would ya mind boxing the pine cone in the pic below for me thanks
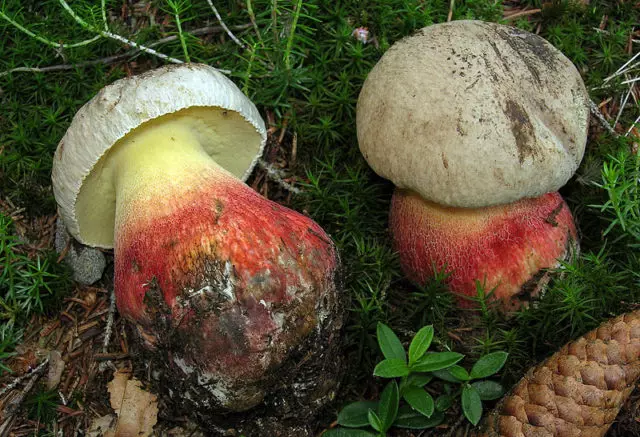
[477,310,640,437]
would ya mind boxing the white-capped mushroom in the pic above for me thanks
[357,21,588,311]
[52,64,342,416]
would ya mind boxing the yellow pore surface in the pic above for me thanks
[75,107,262,247]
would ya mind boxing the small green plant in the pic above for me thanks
[326,323,508,436]
[25,385,59,424]
[0,213,71,373]
[591,149,640,247]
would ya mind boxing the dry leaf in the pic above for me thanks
[87,414,116,437]
[107,370,158,437]
[46,350,65,390]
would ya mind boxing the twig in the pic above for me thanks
[447,0,455,22]
[0,53,134,78]
[603,52,640,84]
[0,370,32,397]
[206,0,246,50]
[444,414,466,437]
[613,81,635,129]
[621,76,640,85]
[0,24,250,78]
[0,358,49,437]
[626,113,640,137]
[258,159,302,194]
[503,8,542,21]
[589,99,619,137]
[98,290,117,372]
[58,0,188,66]
[102,290,116,353]
[0,9,101,49]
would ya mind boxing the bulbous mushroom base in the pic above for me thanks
[113,167,343,430]
[389,189,578,312]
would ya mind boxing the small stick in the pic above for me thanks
[447,0,455,21]
[0,371,32,397]
[57,0,229,73]
[625,113,640,137]
[290,132,297,164]
[0,359,49,437]
[102,290,116,353]
[206,0,246,50]
[603,52,640,84]
[445,414,466,437]
[258,159,301,194]
[589,99,619,136]
[99,290,118,372]
[613,81,635,129]
[0,24,250,78]
[0,9,101,49]
[503,8,541,20]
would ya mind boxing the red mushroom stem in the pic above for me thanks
[110,118,340,411]
[389,189,577,311]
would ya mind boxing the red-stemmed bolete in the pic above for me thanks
[357,21,589,311]
[52,64,342,425]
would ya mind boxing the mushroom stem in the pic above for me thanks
[99,115,340,412]
[389,189,578,311]
[111,117,235,240]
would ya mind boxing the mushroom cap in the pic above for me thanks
[52,64,267,248]
[356,20,589,208]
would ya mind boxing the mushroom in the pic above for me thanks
[52,64,342,420]
[356,21,589,311]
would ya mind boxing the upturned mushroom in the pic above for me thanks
[52,64,342,422]
[357,21,589,311]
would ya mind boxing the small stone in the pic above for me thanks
[55,218,106,285]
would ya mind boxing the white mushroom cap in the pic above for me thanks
[356,20,589,208]
[52,64,266,248]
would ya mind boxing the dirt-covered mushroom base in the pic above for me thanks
[127,273,345,437]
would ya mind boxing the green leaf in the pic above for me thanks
[402,386,434,418]
[408,325,434,364]
[405,373,433,388]
[472,381,505,401]
[411,352,464,373]
[367,409,382,432]
[323,429,378,437]
[470,352,508,379]
[394,405,445,429]
[373,358,409,378]
[378,380,399,431]
[435,365,469,382]
[461,385,483,426]
[377,322,406,362]
[337,401,379,427]
[435,394,454,412]
[449,365,470,381]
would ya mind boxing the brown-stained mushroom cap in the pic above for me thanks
[357,20,590,208]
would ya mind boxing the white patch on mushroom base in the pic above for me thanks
[197,373,232,405]
[271,312,286,330]
[174,356,196,375]
[218,260,236,301]
[174,355,232,406]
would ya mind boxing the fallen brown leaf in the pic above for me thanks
[107,370,158,437]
